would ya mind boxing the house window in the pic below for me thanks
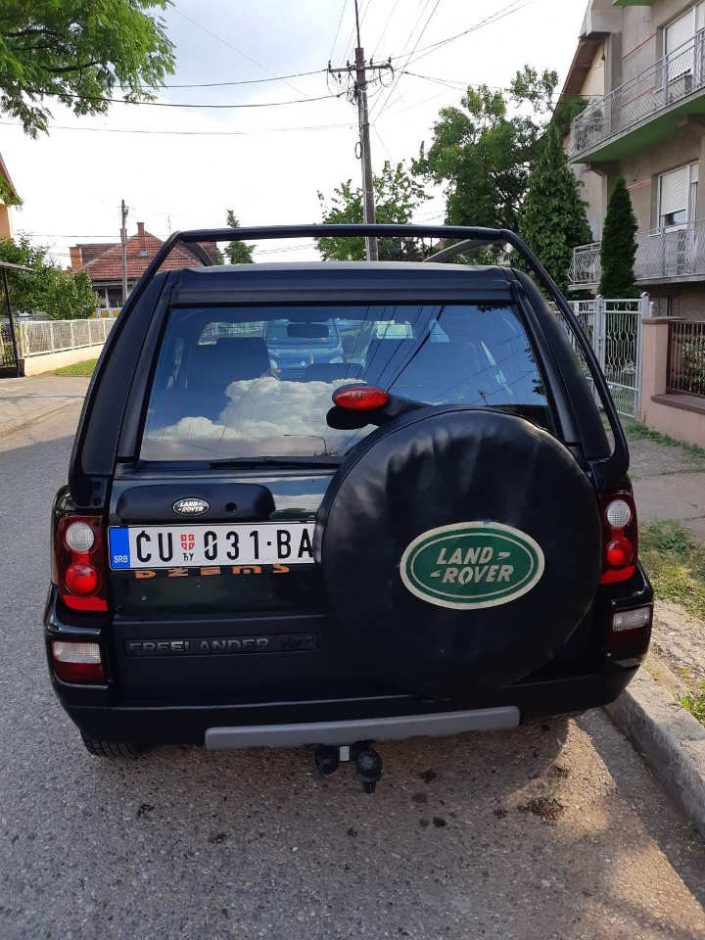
[665,3,705,81]
[658,163,699,229]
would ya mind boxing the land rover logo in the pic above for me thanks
[172,497,209,516]
[400,522,545,610]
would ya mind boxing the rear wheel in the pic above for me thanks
[80,734,145,758]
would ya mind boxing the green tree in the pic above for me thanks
[413,66,558,231]
[599,177,638,297]
[223,210,254,264]
[317,160,429,261]
[0,236,98,318]
[520,124,592,293]
[0,1,175,136]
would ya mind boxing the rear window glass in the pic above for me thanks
[140,304,552,462]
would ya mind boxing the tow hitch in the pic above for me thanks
[313,742,383,793]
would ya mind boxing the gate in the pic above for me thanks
[569,295,650,418]
[0,266,22,378]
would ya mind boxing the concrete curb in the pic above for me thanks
[605,670,705,839]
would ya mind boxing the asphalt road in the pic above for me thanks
[2,400,705,940]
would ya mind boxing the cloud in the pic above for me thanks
[145,376,361,458]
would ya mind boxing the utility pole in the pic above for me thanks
[120,199,128,304]
[329,0,392,262]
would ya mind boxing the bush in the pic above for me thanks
[0,235,98,319]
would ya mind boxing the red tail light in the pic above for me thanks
[599,492,638,585]
[54,515,109,611]
[333,385,389,411]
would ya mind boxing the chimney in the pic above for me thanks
[137,221,145,237]
[69,246,83,271]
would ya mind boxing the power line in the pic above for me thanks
[372,0,403,57]
[151,68,327,89]
[172,9,309,98]
[0,119,352,137]
[37,90,344,109]
[401,0,530,68]
[329,0,350,62]
[372,0,443,120]
[373,0,532,121]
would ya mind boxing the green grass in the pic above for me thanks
[680,683,705,725]
[53,358,97,377]
[639,520,705,622]
[623,419,705,459]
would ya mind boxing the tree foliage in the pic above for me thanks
[0,0,175,136]
[0,236,98,318]
[520,125,592,293]
[413,66,559,230]
[223,210,254,264]
[599,177,638,298]
[317,161,429,261]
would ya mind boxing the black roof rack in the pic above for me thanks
[125,224,627,488]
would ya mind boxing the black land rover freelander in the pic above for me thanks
[45,225,653,790]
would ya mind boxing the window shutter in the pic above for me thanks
[666,9,694,54]
[660,166,689,217]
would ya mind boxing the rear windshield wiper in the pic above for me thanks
[209,456,342,469]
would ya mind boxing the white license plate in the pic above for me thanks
[108,523,315,570]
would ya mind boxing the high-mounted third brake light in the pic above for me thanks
[54,515,109,612]
[599,493,638,585]
[333,385,389,412]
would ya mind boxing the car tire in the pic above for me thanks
[80,734,145,758]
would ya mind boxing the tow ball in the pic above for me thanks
[313,742,383,793]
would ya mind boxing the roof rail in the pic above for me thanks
[123,223,627,489]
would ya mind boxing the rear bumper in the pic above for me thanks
[57,665,638,747]
[205,707,520,748]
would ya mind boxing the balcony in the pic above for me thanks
[569,32,705,163]
[569,220,705,290]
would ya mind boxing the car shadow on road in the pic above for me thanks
[66,713,705,938]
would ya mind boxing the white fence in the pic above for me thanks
[569,295,651,418]
[18,318,116,357]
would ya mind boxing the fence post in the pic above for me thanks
[595,295,606,374]
[634,292,650,415]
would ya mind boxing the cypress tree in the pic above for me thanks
[599,176,638,297]
[520,124,593,294]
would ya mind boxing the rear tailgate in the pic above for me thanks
[106,292,561,703]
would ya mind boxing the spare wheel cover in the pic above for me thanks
[317,407,601,694]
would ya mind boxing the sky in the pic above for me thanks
[1,0,588,266]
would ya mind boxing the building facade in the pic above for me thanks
[0,151,19,239]
[70,223,219,308]
[566,0,705,319]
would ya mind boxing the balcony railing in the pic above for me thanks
[569,220,705,289]
[570,32,705,159]
[569,242,601,289]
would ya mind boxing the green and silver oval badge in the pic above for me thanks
[400,522,545,610]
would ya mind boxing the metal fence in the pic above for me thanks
[570,31,705,159]
[17,318,115,357]
[668,319,705,398]
[567,295,650,418]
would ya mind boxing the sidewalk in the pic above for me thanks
[0,375,90,438]
[630,432,705,541]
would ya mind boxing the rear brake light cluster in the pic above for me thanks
[55,515,109,611]
[51,641,105,684]
[599,493,638,585]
